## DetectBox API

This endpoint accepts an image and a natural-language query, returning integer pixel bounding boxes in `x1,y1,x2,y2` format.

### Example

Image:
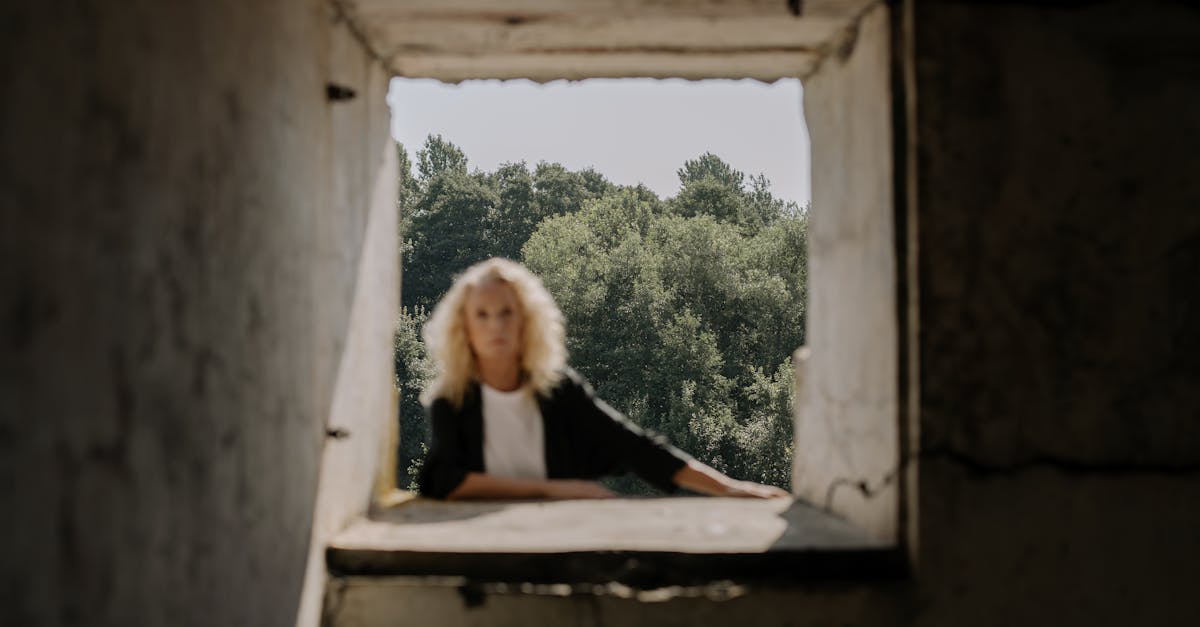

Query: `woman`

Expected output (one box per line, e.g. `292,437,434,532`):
417,258,789,500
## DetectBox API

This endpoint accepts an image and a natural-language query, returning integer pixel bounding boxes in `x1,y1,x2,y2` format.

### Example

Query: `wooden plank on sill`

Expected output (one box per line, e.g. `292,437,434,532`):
327,497,903,585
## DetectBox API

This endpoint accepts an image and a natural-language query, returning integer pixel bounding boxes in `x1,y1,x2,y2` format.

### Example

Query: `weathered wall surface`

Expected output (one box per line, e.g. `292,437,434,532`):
296,19,397,626
916,0,1200,469
325,577,903,627
910,0,1200,623
794,3,899,542
0,1,396,625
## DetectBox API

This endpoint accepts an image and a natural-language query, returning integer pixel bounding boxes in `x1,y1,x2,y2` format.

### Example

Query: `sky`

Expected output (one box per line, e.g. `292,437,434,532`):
388,77,811,206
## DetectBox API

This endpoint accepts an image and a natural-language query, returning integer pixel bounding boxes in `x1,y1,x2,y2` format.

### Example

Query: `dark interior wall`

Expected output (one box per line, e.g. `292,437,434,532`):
911,1,1200,624
1,1,338,625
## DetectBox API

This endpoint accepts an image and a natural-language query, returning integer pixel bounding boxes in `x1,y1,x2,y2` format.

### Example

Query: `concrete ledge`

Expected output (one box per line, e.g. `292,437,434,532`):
327,498,902,587
323,574,904,627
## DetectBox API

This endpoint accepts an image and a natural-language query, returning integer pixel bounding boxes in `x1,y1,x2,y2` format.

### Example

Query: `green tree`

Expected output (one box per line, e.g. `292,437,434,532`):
416,133,468,183
677,152,745,190
403,169,499,310
523,176,806,492
671,177,746,224
579,166,618,198
533,161,594,217
394,307,434,491
485,161,539,261
396,143,417,235
671,153,798,236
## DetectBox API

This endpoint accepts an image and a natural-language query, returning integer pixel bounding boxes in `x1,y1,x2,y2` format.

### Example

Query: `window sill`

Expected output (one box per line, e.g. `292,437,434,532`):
327,497,902,587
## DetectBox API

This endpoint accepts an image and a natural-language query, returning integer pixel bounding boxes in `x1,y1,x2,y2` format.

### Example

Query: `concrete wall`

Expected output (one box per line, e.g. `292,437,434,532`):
793,3,899,542
0,1,396,625
296,20,397,627
908,1,1200,624
325,577,902,627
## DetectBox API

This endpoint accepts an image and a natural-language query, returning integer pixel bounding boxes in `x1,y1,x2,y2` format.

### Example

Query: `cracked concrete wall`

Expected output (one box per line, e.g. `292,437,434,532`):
1,1,396,625
794,3,899,542
910,1,1200,624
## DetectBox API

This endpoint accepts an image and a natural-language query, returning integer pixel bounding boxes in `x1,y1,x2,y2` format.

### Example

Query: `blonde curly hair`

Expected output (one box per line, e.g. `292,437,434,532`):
420,258,567,408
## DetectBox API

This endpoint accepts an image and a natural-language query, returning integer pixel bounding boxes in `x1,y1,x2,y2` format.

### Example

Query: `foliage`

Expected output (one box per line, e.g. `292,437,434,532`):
400,137,615,312
677,152,745,189
523,195,806,493
668,152,803,236
415,134,467,182
394,306,434,490
403,168,499,311
394,135,807,494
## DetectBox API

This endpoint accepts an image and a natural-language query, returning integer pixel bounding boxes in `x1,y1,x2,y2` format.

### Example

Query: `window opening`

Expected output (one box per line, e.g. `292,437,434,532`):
387,77,812,498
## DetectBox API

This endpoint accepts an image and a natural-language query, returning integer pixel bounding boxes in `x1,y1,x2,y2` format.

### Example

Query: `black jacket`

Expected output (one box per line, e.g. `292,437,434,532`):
417,368,692,499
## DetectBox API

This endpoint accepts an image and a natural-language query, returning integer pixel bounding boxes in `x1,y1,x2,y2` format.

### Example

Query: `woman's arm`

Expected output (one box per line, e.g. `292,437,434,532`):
671,459,790,498
562,370,787,498
447,472,615,500
446,464,787,500
564,371,788,498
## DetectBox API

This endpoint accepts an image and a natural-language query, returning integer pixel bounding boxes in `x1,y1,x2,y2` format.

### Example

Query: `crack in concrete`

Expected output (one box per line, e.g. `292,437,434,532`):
799,0,884,80
823,445,1200,511
823,467,898,509
320,577,349,626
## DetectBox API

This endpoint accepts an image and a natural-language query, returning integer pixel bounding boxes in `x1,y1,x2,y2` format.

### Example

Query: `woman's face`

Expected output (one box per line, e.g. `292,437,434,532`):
463,279,524,365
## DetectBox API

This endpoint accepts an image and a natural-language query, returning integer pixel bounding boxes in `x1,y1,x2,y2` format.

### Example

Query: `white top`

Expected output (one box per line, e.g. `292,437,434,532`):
481,383,547,481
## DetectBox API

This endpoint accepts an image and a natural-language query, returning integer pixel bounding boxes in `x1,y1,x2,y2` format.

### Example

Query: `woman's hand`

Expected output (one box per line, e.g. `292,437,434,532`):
542,479,617,500
672,459,790,499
